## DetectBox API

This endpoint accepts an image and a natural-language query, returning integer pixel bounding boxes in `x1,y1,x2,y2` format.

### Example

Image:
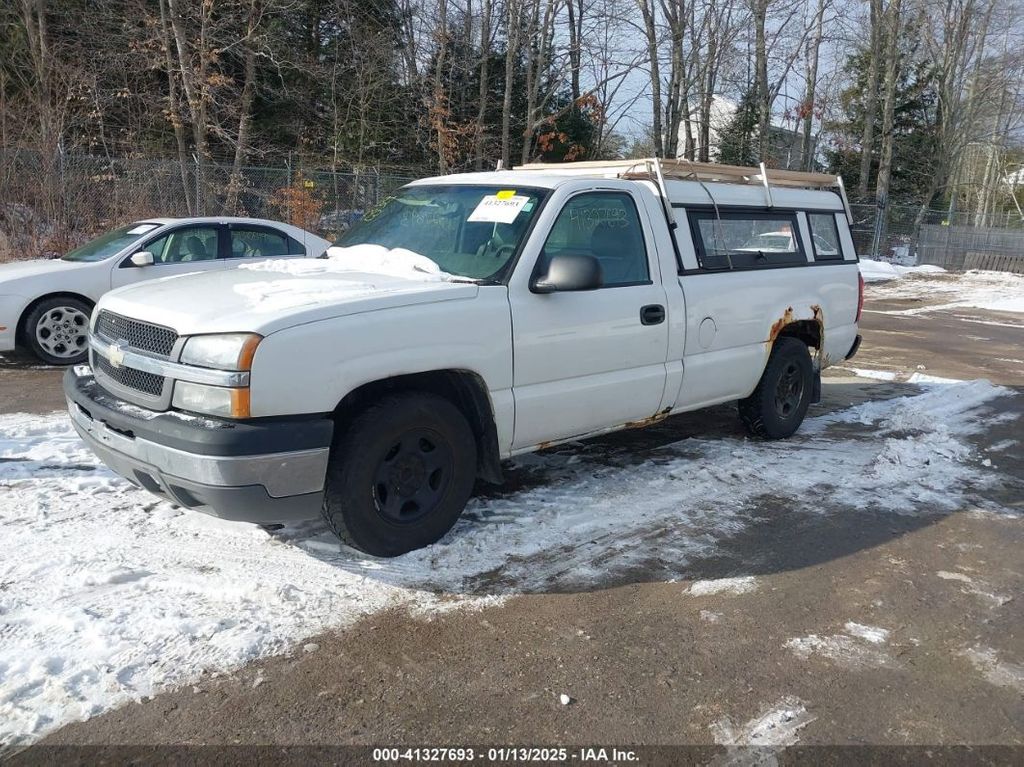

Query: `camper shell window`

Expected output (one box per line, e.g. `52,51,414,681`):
807,212,843,261
687,209,807,270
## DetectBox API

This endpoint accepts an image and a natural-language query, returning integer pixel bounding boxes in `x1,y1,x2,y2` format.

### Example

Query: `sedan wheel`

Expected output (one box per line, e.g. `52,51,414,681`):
24,297,92,365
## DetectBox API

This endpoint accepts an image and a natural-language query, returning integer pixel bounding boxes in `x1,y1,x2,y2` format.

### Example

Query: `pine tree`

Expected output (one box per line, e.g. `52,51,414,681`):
717,90,760,166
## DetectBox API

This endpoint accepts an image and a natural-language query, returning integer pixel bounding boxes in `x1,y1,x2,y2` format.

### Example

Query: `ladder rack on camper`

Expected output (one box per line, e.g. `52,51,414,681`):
515,158,854,226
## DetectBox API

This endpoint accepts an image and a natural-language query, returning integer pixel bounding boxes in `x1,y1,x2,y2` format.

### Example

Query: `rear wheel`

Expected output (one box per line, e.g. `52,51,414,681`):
23,297,92,365
322,392,477,557
738,337,814,439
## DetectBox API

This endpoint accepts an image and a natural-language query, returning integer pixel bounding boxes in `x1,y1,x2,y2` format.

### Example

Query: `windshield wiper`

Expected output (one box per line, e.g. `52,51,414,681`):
449,277,498,285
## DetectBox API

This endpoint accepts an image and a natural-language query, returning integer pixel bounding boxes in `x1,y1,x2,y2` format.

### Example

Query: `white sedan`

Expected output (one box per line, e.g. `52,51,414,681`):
0,217,330,365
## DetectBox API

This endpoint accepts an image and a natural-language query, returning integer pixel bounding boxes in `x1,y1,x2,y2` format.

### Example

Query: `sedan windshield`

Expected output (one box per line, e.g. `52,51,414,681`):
62,222,161,262
339,185,545,280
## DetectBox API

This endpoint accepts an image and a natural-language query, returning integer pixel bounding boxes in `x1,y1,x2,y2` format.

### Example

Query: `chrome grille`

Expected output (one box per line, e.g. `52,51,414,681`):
94,354,165,396
95,311,177,357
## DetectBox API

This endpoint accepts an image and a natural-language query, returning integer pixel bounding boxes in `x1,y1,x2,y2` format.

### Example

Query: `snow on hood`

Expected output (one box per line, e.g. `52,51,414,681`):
224,244,466,315
228,245,463,314
240,244,454,282
100,248,477,336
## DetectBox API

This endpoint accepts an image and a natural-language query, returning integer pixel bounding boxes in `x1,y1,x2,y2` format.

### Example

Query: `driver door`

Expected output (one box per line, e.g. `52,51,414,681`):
508,190,670,449
111,224,226,289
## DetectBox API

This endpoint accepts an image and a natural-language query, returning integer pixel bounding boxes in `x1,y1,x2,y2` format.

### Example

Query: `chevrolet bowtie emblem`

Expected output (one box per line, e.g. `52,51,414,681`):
107,341,128,368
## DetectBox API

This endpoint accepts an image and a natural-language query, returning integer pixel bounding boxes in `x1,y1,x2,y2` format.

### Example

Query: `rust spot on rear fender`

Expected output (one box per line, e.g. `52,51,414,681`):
768,306,796,343
811,304,826,365
766,305,827,365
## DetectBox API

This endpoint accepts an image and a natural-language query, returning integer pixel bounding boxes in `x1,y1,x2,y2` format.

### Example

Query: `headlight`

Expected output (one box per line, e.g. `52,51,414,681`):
173,381,251,419
180,333,261,370
176,333,260,418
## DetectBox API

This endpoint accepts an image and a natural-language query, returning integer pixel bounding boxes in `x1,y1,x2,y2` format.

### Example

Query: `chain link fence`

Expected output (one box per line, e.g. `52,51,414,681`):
3,148,1023,268
848,201,1024,267
0,149,415,261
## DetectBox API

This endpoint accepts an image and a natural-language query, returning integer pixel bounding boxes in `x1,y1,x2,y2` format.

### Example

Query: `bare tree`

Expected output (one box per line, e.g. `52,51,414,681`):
871,0,902,254
799,0,827,170
474,0,494,168
500,0,523,167
520,0,561,164
636,0,664,156
857,0,882,196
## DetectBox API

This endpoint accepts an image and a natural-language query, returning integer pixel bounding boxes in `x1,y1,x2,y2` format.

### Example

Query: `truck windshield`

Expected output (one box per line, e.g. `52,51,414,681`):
62,223,161,262
339,185,545,280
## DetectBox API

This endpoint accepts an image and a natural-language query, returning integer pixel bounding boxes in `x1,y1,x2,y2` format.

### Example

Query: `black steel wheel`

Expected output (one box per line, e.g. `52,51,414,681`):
738,337,814,440
322,392,477,557
372,428,455,524
774,360,806,419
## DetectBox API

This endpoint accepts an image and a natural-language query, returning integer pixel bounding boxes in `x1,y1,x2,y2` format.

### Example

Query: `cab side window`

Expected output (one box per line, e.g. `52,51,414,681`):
230,227,299,258
144,226,220,264
542,192,649,287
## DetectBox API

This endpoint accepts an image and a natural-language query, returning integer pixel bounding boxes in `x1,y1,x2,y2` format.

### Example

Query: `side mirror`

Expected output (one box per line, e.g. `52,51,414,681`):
130,251,154,267
531,253,603,294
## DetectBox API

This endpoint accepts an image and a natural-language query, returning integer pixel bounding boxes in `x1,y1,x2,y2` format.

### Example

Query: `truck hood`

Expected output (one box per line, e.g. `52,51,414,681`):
99,256,480,337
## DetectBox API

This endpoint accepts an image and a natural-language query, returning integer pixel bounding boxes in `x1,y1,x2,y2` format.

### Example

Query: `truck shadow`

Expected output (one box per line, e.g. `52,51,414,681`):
272,379,1023,597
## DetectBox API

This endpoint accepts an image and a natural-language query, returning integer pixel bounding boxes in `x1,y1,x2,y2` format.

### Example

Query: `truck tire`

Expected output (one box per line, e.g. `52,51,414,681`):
738,337,814,440
23,296,92,365
322,392,477,557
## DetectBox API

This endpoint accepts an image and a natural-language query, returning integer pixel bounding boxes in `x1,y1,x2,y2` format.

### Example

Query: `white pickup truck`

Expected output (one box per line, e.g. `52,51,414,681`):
65,160,863,556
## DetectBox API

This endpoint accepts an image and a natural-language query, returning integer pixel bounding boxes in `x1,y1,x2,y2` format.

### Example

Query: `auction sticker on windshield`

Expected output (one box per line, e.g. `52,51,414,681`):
468,193,530,224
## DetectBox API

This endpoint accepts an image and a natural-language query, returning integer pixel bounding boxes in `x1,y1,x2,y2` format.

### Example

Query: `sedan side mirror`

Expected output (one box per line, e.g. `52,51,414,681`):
531,253,603,294
130,251,154,267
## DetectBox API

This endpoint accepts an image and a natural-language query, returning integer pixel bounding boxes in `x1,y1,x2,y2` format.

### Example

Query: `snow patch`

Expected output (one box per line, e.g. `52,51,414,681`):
936,571,1011,607
843,367,900,382
0,372,1013,745
230,245,463,311
843,622,890,644
687,576,758,597
963,647,1024,693
240,243,450,281
710,696,815,746
785,633,894,668
0,413,493,747
786,620,894,667
859,258,946,283
866,267,1024,314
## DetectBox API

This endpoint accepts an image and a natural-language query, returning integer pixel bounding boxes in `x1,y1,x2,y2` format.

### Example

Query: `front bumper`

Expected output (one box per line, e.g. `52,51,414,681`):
64,366,333,523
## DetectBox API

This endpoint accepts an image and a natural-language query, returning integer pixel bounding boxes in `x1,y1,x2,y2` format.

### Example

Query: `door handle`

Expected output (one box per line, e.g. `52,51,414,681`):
640,304,666,325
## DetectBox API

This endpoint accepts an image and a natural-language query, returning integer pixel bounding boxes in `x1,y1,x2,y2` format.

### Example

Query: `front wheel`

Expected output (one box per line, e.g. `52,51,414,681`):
322,392,477,557
23,297,92,365
738,337,814,439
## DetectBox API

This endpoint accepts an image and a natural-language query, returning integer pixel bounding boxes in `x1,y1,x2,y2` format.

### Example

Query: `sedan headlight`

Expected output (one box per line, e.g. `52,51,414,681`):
180,333,261,371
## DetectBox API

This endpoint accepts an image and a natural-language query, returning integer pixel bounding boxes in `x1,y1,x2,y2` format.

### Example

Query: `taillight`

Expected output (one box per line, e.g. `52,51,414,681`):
856,272,865,322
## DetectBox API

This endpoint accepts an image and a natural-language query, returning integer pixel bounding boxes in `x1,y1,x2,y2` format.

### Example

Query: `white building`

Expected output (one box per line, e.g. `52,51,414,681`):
677,95,812,170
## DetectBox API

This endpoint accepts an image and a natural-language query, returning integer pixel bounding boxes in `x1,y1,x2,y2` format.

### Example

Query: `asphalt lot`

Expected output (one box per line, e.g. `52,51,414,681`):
2,278,1022,754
